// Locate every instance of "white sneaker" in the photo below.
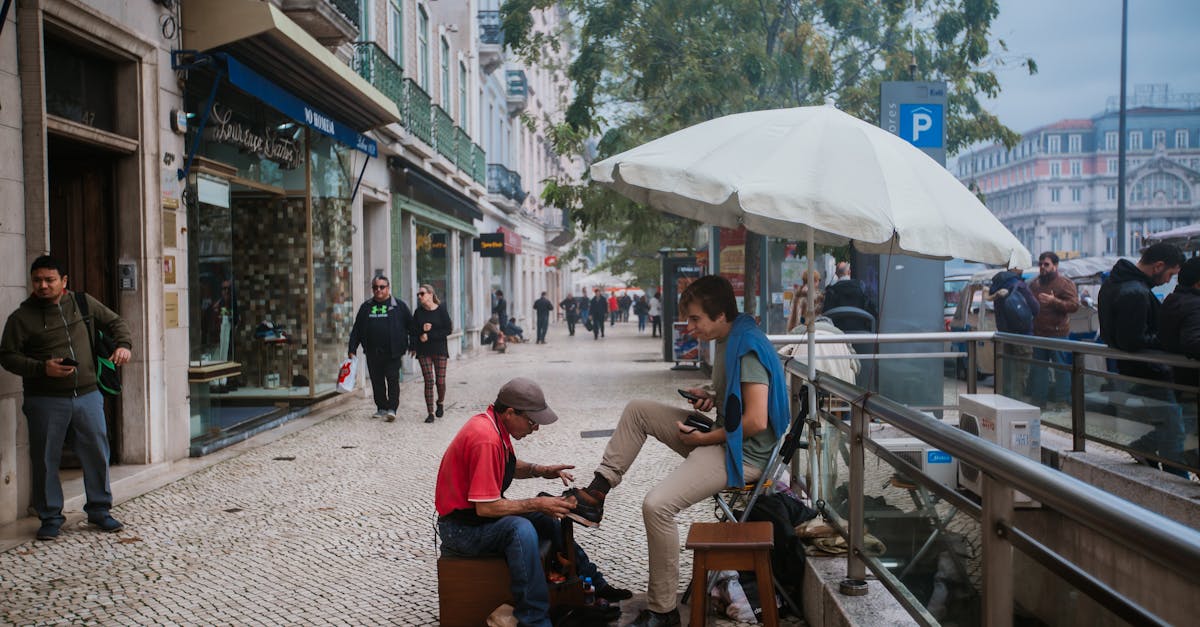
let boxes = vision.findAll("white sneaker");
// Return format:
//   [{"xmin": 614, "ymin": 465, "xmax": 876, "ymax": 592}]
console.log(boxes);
[
  {"xmin": 372, "ymin": 410, "xmax": 386, "ymax": 419},
  {"xmin": 385, "ymin": 411, "xmax": 396, "ymax": 422}
]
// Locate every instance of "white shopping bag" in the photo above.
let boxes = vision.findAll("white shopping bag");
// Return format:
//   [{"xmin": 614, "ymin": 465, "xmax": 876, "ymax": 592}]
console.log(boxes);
[{"xmin": 336, "ymin": 357, "xmax": 357, "ymax": 393}]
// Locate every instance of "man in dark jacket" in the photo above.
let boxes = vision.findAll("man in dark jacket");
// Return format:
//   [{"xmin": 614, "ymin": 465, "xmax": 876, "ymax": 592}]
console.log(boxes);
[
  {"xmin": 1098, "ymin": 243, "xmax": 1185, "ymax": 475},
  {"xmin": 492, "ymin": 290, "xmax": 508, "ymax": 323},
  {"xmin": 988, "ymin": 268, "xmax": 1038, "ymax": 398},
  {"xmin": 0, "ymin": 256, "xmax": 133, "ymax": 541},
  {"xmin": 533, "ymin": 292, "xmax": 554, "ymax": 344},
  {"xmin": 348, "ymin": 275, "xmax": 413, "ymax": 422},
  {"xmin": 1029, "ymin": 252, "xmax": 1080, "ymax": 405},
  {"xmin": 589, "ymin": 288, "xmax": 607, "ymax": 340},
  {"xmin": 1159, "ymin": 256, "xmax": 1199, "ymax": 471},
  {"xmin": 558, "ymin": 293, "xmax": 579, "ymax": 336},
  {"xmin": 821, "ymin": 262, "xmax": 875, "ymax": 333}
]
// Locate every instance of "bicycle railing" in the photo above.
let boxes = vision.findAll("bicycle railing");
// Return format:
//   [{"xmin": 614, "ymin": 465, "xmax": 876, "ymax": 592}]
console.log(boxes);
[{"xmin": 782, "ymin": 356, "xmax": 1200, "ymax": 626}]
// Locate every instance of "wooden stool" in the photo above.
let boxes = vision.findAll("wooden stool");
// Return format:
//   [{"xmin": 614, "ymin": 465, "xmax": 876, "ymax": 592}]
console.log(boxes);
[{"xmin": 686, "ymin": 521, "xmax": 778, "ymax": 627}]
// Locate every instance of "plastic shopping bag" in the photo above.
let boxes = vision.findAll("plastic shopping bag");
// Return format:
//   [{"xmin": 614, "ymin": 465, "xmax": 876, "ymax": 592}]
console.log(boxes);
[{"xmin": 336, "ymin": 357, "xmax": 357, "ymax": 393}]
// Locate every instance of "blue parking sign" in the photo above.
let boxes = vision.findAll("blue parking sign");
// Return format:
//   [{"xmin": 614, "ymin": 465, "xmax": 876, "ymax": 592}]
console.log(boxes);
[{"xmin": 899, "ymin": 104, "xmax": 944, "ymax": 148}]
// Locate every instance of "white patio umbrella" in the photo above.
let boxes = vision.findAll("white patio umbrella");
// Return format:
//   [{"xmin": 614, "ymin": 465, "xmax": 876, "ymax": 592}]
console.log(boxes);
[{"xmin": 590, "ymin": 105, "xmax": 1031, "ymax": 456}]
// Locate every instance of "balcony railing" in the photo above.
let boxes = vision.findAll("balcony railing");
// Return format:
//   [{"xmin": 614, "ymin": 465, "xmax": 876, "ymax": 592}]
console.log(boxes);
[
  {"xmin": 471, "ymin": 143, "xmax": 487, "ymax": 184},
  {"xmin": 506, "ymin": 69, "xmax": 528, "ymax": 98},
  {"xmin": 478, "ymin": 10, "xmax": 502, "ymax": 45},
  {"xmin": 433, "ymin": 106, "xmax": 455, "ymax": 162},
  {"xmin": 453, "ymin": 126, "xmax": 471, "ymax": 169},
  {"xmin": 487, "ymin": 163, "xmax": 526, "ymax": 203},
  {"xmin": 403, "ymin": 79, "xmax": 432, "ymax": 145},
  {"xmin": 352, "ymin": 42, "xmax": 403, "ymax": 109},
  {"xmin": 328, "ymin": 0, "xmax": 361, "ymax": 30}
]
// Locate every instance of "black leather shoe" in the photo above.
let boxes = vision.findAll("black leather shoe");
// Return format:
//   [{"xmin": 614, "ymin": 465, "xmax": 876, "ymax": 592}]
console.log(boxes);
[
  {"xmin": 435, "ymin": 404, "xmax": 444, "ymax": 418},
  {"xmin": 36, "ymin": 523, "xmax": 60, "ymax": 540},
  {"xmin": 562, "ymin": 487, "xmax": 603, "ymax": 528},
  {"xmin": 424, "ymin": 414, "xmax": 435, "ymax": 423},
  {"xmin": 626, "ymin": 608, "xmax": 680, "ymax": 626},
  {"xmin": 597, "ymin": 583, "xmax": 633, "ymax": 602},
  {"xmin": 87, "ymin": 515, "xmax": 124, "ymax": 533}
]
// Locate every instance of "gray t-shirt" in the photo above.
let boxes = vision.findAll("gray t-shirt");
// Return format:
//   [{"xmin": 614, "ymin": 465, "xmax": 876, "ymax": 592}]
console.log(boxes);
[{"xmin": 711, "ymin": 338, "xmax": 778, "ymax": 470}]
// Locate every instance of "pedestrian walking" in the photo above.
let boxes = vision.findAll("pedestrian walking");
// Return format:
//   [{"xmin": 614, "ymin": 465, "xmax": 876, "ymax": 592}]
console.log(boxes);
[
  {"xmin": 0, "ymin": 255, "xmax": 133, "ymax": 541},
  {"xmin": 412, "ymin": 284, "xmax": 452, "ymax": 424},
  {"xmin": 533, "ymin": 292, "xmax": 554, "ymax": 344},
  {"xmin": 559, "ymin": 293, "xmax": 579, "ymax": 336},
  {"xmin": 590, "ymin": 288, "xmax": 608, "ymax": 340},
  {"xmin": 607, "ymin": 293, "xmax": 619, "ymax": 326},
  {"xmin": 1028, "ymin": 252, "xmax": 1079, "ymax": 407},
  {"xmin": 618, "ymin": 293, "xmax": 632, "ymax": 322},
  {"xmin": 648, "ymin": 291, "xmax": 662, "ymax": 337},
  {"xmin": 348, "ymin": 275, "xmax": 413, "ymax": 422},
  {"xmin": 577, "ymin": 288, "xmax": 591, "ymax": 327},
  {"xmin": 634, "ymin": 295, "xmax": 649, "ymax": 333}
]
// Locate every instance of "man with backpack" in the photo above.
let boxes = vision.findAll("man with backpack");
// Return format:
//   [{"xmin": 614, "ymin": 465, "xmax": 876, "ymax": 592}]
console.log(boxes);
[{"xmin": 988, "ymin": 267, "xmax": 1038, "ymax": 397}]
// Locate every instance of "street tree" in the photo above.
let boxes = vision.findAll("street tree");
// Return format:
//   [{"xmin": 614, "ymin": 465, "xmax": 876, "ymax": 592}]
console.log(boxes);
[{"xmin": 505, "ymin": 0, "xmax": 1035, "ymax": 289}]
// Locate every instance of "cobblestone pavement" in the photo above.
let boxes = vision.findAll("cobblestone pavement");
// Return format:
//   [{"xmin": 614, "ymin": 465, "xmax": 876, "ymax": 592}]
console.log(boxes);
[{"xmin": 1, "ymin": 320, "xmax": 805, "ymax": 626}]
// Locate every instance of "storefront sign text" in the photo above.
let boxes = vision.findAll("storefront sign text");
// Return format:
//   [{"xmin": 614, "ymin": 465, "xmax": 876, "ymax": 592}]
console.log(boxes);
[{"xmin": 206, "ymin": 103, "xmax": 302, "ymax": 169}]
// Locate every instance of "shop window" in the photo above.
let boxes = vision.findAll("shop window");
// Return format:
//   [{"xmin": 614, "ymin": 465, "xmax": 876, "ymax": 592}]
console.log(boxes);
[{"xmin": 416, "ymin": 223, "xmax": 450, "ymax": 307}]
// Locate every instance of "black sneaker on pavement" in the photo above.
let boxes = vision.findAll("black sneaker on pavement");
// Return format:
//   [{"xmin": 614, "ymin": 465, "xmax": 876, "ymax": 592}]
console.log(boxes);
[
  {"xmin": 596, "ymin": 583, "xmax": 633, "ymax": 602},
  {"xmin": 561, "ymin": 487, "xmax": 603, "ymax": 528},
  {"xmin": 626, "ymin": 608, "xmax": 680, "ymax": 627},
  {"xmin": 36, "ymin": 523, "xmax": 60, "ymax": 541},
  {"xmin": 87, "ymin": 515, "xmax": 124, "ymax": 533},
  {"xmin": 435, "ymin": 403, "xmax": 444, "ymax": 418},
  {"xmin": 424, "ymin": 414, "xmax": 435, "ymax": 423}
]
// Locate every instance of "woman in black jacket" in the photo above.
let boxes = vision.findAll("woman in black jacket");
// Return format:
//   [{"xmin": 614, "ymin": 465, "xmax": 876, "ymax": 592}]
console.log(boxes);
[{"xmin": 412, "ymin": 284, "xmax": 453, "ymax": 423}]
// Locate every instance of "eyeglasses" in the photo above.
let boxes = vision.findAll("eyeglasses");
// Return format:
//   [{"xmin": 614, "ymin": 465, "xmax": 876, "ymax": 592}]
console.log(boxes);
[
  {"xmin": 521, "ymin": 412, "xmax": 537, "ymax": 429},
  {"xmin": 417, "ymin": 291, "xmax": 427, "ymax": 297},
  {"xmin": 372, "ymin": 284, "xmax": 389, "ymax": 291}
]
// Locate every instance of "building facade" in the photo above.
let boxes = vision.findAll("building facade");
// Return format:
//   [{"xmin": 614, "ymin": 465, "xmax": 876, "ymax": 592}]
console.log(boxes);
[
  {"xmin": 957, "ymin": 91, "xmax": 1200, "ymax": 258},
  {"xmin": 0, "ymin": 0, "xmax": 577, "ymax": 527}
]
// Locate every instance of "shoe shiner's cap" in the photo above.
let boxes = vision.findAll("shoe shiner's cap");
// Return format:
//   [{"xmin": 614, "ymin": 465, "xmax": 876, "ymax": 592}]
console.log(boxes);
[{"xmin": 497, "ymin": 377, "xmax": 559, "ymax": 425}]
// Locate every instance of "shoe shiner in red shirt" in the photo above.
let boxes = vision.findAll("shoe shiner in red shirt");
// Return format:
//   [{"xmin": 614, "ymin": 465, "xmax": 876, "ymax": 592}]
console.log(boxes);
[{"xmin": 434, "ymin": 377, "xmax": 631, "ymax": 626}]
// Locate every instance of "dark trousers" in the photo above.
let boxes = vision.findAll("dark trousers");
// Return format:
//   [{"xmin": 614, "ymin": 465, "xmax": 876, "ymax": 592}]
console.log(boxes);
[
  {"xmin": 24, "ymin": 391, "xmax": 112, "ymax": 525},
  {"xmin": 365, "ymin": 352, "xmax": 403, "ymax": 412},
  {"xmin": 536, "ymin": 316, "xmax": 549, "ymax": 343},
  {"xmin": 566, "ymin": 314, "xmax": 577, "ymax": 336},
  {"xmin": 593, "ymin": 316, "xmax": 605, "ymax": 339},
  {"xmin": 651, "ymin": 315, "xmax": 662, "ymax": 337}
]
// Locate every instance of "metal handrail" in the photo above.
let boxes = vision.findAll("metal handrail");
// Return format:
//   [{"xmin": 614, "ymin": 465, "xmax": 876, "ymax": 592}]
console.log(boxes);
[{"xmin": 788, "ymin": 357, "xmax": 1200, "ymax": 579}]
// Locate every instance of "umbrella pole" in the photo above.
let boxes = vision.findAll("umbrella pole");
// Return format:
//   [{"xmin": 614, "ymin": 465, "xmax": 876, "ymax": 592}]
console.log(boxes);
[{"xmin": 805, "ymin": 227, "xmax": 820, "ymax": 503}]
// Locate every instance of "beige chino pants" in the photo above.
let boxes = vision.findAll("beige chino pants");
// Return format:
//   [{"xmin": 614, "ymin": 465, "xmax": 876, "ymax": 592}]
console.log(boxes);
[{"xmin": 595, "ymin": 399, "xmax": 762, "ymax": 613}]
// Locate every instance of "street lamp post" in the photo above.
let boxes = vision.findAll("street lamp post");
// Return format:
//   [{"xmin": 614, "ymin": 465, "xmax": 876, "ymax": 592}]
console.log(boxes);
[{"xmin": 1116, "ymin": 0, "xmax": 1128, "ymax": 255}]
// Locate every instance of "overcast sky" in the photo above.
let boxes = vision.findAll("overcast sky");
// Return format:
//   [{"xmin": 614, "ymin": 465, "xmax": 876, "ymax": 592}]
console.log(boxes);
[{"xmin": 981, "ymin": 0, "xmax": 1200, "ymax": 134}]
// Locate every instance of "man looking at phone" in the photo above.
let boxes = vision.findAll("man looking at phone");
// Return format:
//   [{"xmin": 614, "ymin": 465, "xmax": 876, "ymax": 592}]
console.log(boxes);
[
  {"xmin": 562, "ymin": 275, "xmax": 789, "ymax": 626},
  {"xmin": 0, "ymin": 256, "xmax": 132, "ymax": 541}
]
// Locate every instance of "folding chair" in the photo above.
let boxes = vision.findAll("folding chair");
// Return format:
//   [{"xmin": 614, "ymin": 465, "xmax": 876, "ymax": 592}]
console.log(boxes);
[{"xmin": 683, "ymin": 387, "xmax": 810, "ymax": 616}]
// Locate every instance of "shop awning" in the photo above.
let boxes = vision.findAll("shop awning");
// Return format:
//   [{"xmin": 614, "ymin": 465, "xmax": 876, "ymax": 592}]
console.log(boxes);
[{"xmin": 181, "ymin": 0, "xmax": 401, "ymax": 132}]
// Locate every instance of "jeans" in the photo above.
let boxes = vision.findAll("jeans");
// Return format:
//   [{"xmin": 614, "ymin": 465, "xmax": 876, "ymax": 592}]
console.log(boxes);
[
  {"xmin": 24, "ymin": 391, "xmax": 112, "ymax": 525},
  {"xmin": 365, "ymin": 352, "xmax": 402, "ymax": 412},
  {"xmin": 1028, "ymin": 346, "xmax": 1071, "ymax": 405},
  {"xmin": 536, "ymin": 317, "xmax": 549, "ymax": 343},
  {"xmin": 637, "ymin": 314, "xmax": 647, "ymax": 332},
  {"xmin": 593, "ymin": 317, "xmax": 605, "ymax": 339},
  {"xmin": 438, "ymin": 515, "xmax": 552, "ymax": 626},
  {"xmin": 1126, "ymin": 383, "xmax": 1188, "ymax": 478}
]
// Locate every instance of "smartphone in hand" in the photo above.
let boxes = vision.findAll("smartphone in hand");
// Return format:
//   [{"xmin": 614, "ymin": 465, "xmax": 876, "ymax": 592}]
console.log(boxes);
[
  {"xmin": 677, "ymin": 389, "xmax": 702, "ymax": 402},
  {"xmin": 59, "ymin": 357, "xmax": 80, "ymax": 367}
]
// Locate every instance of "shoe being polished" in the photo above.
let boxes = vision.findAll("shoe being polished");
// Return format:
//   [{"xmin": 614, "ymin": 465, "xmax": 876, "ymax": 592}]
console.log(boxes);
[
  {"xmin": 561, "ymin": 487, "xmax": 604, "ymax": 528},
  {"xmin": 596, "ymin": 583, "xmax": 633, "ymax": 602},
  {"xmin": 625, "ymin": 608, "xmax": 680, "ymax": 627}
]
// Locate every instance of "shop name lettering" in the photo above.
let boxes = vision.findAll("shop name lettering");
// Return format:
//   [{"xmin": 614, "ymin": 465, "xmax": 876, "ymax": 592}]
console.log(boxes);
[
  {"xmin": 303, "ymin": 107, "xmax": 336, "ymax": 135},
  {"xmin": 480, "ymin": 240, "xmax": 504, "ymax": 250},
  {"xmin": 207, "ymin": 104, "xmax": 302, "ymax": 169}
]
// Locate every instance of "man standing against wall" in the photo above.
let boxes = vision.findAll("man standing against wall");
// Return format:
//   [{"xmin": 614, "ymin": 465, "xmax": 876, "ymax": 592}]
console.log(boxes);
[
  {"xmin": 492, "ymin": 290, "xmax": 508, "ymax": 324},
  {"xmin": 1028, "ymin": 252, "xmax": 1079, "ymax": 407},
  {"xmin": 0, "ymin": 255, "xmax": 132, "ymax": 541},
  {"xmin": 348, "ymin": 275, "xmax": 413, "ymax": 422}
]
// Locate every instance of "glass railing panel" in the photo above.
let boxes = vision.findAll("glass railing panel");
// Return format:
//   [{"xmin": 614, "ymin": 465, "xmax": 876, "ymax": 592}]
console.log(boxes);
[
  {"xmin": 1011, "ymin": 545, "xmax": 1134, "ymax": 627},
  {"xmin": 1079, "ymin": 371, "xmax": 1197, "ymax": 476}
]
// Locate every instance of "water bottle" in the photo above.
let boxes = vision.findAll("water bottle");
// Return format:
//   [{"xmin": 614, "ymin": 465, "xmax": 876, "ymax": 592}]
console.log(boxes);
[{"xmin": 582, "ymin": 576, "xmax": 595, "ymax": 606}]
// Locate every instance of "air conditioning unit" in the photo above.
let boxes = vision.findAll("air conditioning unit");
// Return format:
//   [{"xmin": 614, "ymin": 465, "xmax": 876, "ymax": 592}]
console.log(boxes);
[
  {"xmin": 876, "ymin": 437, "xmax": 958, "ymax": 490},
  {"xmin": 957, "ymin": 394, "xmax": 1041, "ymax": 507}
]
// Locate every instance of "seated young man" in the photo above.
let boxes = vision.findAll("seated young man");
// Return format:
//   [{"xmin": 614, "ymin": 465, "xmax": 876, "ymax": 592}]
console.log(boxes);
[
  {"xmin": 565, "ymin": 275, "xmax": 790, "ymax": 626},
  {"xmin": 434, "ymin": 377, "xmax": 629, "ymax": 627}
]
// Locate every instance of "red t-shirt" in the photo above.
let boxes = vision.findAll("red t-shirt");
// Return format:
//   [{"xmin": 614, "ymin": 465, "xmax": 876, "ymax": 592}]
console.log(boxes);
[{"xmin": 434, "ymin": 407, "xmax": 515, "ymax": 519}]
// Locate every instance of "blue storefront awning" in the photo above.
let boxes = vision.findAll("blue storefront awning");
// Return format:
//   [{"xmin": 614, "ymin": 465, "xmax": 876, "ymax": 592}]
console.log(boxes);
[{"xmin": 222, "ymin": 53, "xmax": 377, "ymax": 158}]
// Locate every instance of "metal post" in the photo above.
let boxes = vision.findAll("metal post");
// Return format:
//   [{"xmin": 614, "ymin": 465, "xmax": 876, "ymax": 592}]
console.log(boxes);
[
  {"xmin": 993, "ymin": 339, "xmax": 1005, "ymax": 397},
  {"xmin": 967, "ymin": 339, "xmax": 979, "ymax": 394},
  {"xmin": 1116, "ymin": 0, "xmax": 1129, "ymax": 255},
  {"xmin": 840, "ymin": 403, "xmax": 869, "ymax": 596},
  {"xmin": 1071, "ymin": 351, "xmax": 1086, "ymax": 452},
  {"xmin": 981, "ymin": 474, "xmax": 1014, "ymax": 627}
]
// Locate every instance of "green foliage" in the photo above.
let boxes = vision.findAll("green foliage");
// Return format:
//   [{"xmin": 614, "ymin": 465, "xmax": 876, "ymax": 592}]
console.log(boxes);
[{"xmin": 503, "ymin": 0, "xmax": 1034, "ymax": 284}]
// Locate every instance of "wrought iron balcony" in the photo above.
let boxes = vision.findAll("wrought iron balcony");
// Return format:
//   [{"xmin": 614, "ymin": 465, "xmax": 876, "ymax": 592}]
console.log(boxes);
[
  {"xmin": 477, "ymin": 11, "xmax": 504, "ymax": 74},
  {"xmin": 403, "ymin": 79, "xmax": 433, "ymax": 145},
  {"xmin": 453, "ymin": 126, "xmax": 471, "ymax": 169},
  {"xmin": 278, "ymin": 0, "xmax": 360, "ymax": 46},
  {"xmin": 506, "ymin": 69, "xmax": 528, "ymax": 115},
  {"xmin": 471, "ymin": 143, "xmax": 487, "ymax": 184},
  {"xmin": 433, "ymin": 106, "xmax": 455, "ymax": 162},
  {"xmin": 487, "ymin": 163, "xmax": 527, "ymax": 206},
  {"xmin": 352, "ymin": 42, "xmax": 403, "ymax": 110}
]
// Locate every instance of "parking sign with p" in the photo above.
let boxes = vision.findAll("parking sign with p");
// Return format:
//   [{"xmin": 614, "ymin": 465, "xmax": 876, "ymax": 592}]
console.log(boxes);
[{"xmin": 899, "ymin": 104, "xmax": 944, "ymax": 148}]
